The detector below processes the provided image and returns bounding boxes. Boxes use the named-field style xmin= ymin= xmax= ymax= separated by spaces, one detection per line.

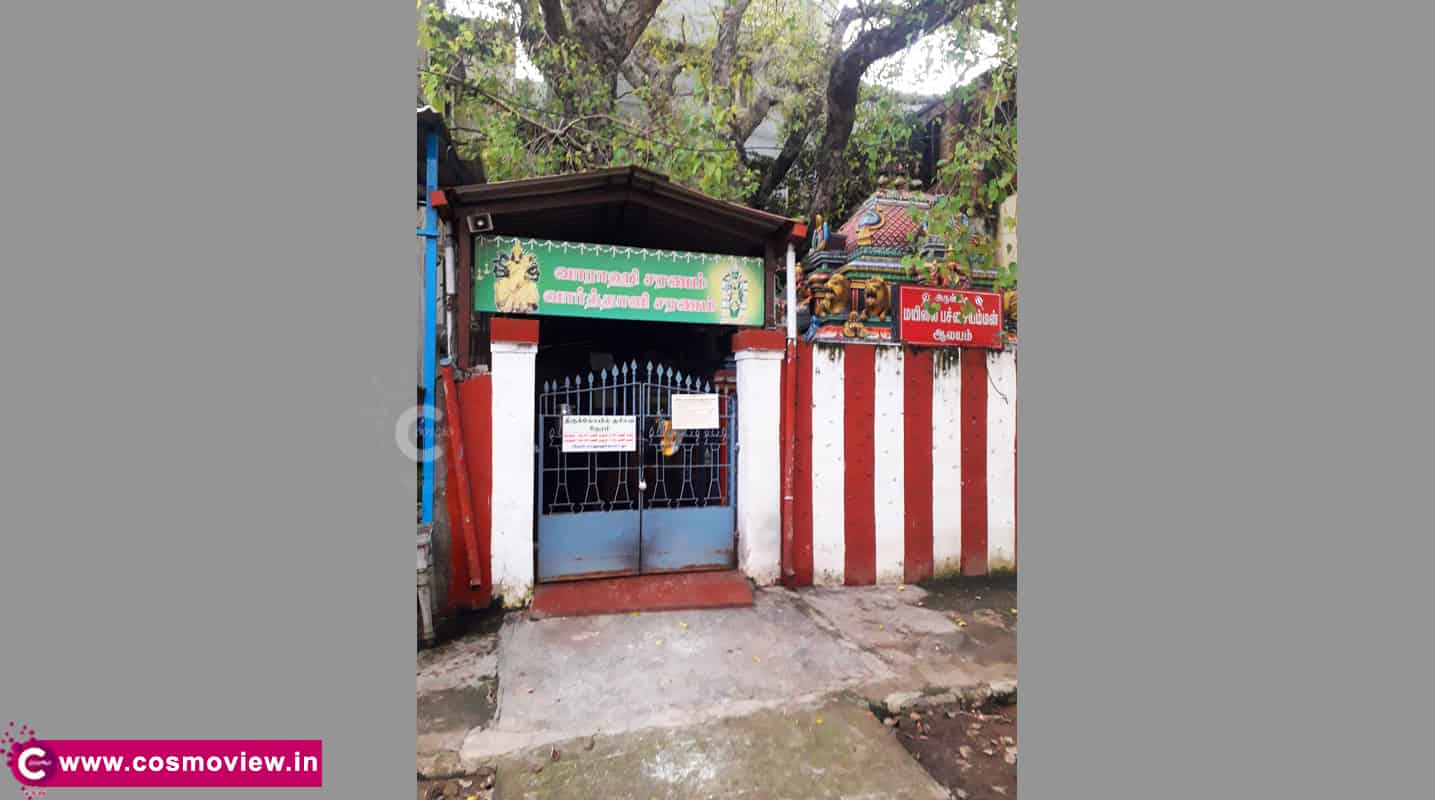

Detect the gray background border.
xmin=1 ymin=1 xmax=1431 ymax=797
xmin=1 ymin=2 xmax=416 ymax=798
xmin=1022 ymin=2 xmax=1431 ymax=796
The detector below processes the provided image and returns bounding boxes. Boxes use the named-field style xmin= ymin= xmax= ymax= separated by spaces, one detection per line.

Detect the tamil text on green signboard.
xmin=473 ymin=237 xmax=765 ymax=326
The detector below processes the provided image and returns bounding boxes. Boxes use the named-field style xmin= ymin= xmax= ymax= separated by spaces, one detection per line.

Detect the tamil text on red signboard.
xmin=897 ymin=286 xmax=1004 ymax=348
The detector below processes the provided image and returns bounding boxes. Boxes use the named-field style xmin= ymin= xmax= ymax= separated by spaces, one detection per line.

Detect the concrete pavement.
xmin=417 ymin=579 xmax=1017 ymax=795
xmin=492 ymin=696 xmax=950 ymax=799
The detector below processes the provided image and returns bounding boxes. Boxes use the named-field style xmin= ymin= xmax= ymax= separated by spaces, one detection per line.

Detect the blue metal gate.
xmin=536 ymin=361 xmax=737 ymax=582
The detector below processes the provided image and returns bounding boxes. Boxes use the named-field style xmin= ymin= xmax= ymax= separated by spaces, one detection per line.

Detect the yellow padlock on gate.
xmin=660 ymin=419 xmax=682 ymax=457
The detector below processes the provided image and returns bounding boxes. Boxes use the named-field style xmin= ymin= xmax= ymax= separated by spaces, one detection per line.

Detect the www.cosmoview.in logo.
xmin=4 ymin=723 xmax=52 ymax=799
xmin=4 ymin=722 xmax=322 ymax=795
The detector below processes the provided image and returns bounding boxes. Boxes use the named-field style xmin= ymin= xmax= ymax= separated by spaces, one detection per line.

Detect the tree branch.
xmin=711 ymin=0 xmax=755 ymax=90
xmin=753 ymin=124 xmax=810 ymax=208
xmin=811 ymin=0 xmax=974 ymax=214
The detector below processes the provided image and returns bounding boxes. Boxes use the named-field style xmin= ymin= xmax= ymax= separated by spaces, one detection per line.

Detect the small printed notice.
xmin=670 ymin=394 xmax=720 ymax=430
xmin=562 ymin=415 xmax=636 ymax=452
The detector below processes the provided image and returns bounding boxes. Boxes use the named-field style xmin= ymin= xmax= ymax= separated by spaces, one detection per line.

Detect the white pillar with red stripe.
xmin=490 ymin=319 xmax=538 ymax=606
xmin=733 ymin=330 xmax=785 ymax=585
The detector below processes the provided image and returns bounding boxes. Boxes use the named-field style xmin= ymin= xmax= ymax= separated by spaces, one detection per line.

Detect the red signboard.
xmin=897 ymin=286 xmax=1005 ymax=348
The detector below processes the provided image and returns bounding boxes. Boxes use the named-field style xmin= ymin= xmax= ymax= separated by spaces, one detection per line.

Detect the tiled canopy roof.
xmin=833 ymin=190 xmax=936 ymax=252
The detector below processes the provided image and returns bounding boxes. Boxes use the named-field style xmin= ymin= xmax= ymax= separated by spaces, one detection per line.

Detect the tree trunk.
xmin=809 ymin=1 xmax=968 ymax=215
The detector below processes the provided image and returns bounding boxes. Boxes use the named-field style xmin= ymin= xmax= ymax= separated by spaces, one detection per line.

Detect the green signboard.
xmin=473 ymin=236 xmax=765 ymax=326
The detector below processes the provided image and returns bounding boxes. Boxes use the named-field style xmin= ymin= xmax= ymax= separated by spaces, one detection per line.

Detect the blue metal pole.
xmin=420 ymin=130 xmax=440 ymax=525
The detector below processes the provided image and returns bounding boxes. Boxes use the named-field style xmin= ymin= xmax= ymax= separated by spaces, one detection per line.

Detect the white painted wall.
xmin=490 ymin=340 xmax=537 ymax=606
xmin=872 ymin=346 xmax=906 ymax=583
xmin=986 ymin=350 xmax=1017 ymax=570
xmin=930 ymin=352 xmax=963 ymax=576
xmin=734 ymin=345 xmax=784 ymax=585
xmin=996 ymin=193 xmax=1018 ymax=270
xmin=809 ymin=344 xmax=846 ymax=584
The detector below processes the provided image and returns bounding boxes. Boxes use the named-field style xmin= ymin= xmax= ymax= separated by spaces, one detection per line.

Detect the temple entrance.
xmin=534 ymin=319 xmax=738 ymax=583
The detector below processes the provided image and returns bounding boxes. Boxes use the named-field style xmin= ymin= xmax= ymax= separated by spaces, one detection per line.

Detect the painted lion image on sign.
xmin=493 ymin=241 xmax=540 ymax=313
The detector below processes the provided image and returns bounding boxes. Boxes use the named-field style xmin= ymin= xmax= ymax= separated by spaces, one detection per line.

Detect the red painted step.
xmin=530 ymin=570 xmax=754 ymax=619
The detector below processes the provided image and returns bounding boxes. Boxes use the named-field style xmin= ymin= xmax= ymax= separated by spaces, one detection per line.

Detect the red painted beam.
xmin=459 ymin=375 xmax=494 ymax=598
xmin=441 ymin=429 xmax=481 ymax=612
xmin=843 ymin=346 xmax=877 ymax=585
xmin=733 ymin=328 xmax=786 ymax=351
xmin=780 ymin=342 xmax=796 ymax=584
xmin=441 ymin=366 xmax=483 ymax=590
xmin=793 ymin=342 xmax=814 ymax=586
xmin=490 ymin=316 xmax=539 ymax=344
xmin=903 ymin=347 xmax=935 ymax=583
xmin=960 ymin=351 xmax=989 ymax=575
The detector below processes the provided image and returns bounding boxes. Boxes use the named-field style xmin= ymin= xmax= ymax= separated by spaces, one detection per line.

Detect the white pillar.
xmin=931 ymin=351 xmax=963 ymax=576
xmin=734 ymin=335 xmax=784 ymax=585
xmin=490 ymin=326 xmax=537 ymax=607
xmin=986 ymin=349 xmax=1017 ymax=571
xmin=873 ymin=346 xmax=906 ymax=583
xmin=810 ymin=344 xmax=845 ymax=584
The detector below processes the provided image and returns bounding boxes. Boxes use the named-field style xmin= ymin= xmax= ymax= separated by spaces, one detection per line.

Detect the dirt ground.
xmin=916 ymin=574 xmax=1017 ymax=668
xmin=889 ymin=702 xmax=1017 ymax=800
xmin=417 ymin=766 xmax=496 ymax=800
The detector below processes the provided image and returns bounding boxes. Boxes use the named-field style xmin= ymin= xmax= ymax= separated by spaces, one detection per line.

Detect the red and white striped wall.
xmin=783 ymin=342 xmax=1017 ymax=586
xmin=440 ymin=328 xmax=1017 ymax=613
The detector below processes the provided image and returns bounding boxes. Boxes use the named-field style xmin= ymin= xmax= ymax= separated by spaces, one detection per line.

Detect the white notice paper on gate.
xmin=670 ymin=393 xmax=720 ymax=430
xmin=561 ymin=415 xmax=636 ymax=453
